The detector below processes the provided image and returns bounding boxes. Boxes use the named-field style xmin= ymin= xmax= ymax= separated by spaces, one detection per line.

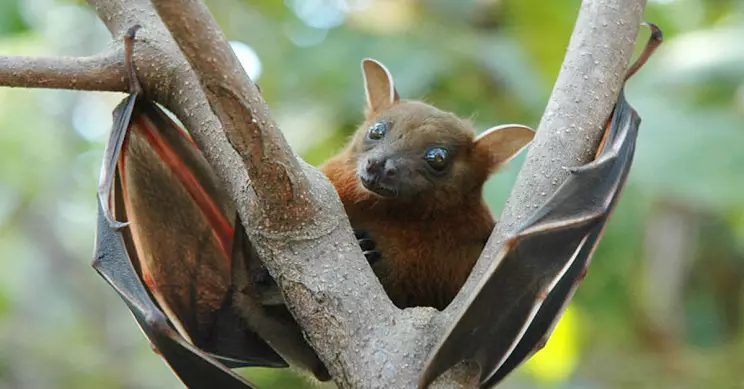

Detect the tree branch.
xmin=0 ymin=50 xmax=126 ymax=91
xmin=450 ymin=0 xmax=648 ymax=313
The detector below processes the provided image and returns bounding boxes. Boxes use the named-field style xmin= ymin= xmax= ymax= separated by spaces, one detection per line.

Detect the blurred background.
xmin=0 ymin=0 xmax=742 ymax=388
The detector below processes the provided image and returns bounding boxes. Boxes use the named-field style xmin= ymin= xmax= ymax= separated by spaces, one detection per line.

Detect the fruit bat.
xmin=419 ymin=23 xmax=663 ymax=388
xmin=92 ymin=25 xmax=327 ymax=389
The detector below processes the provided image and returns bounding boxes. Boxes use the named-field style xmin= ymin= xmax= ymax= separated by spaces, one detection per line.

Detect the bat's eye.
xmin=367 ymin=121 xmax=387 ymax=140
xmin=424 ymin=147 xmax=449 ymax=171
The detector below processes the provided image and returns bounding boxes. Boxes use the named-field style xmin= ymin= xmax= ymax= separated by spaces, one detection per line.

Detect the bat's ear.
xmin=474 ymin=124 xmax=535 ymax=173
xmin=361 ymin=58 xmax=400 ymax=116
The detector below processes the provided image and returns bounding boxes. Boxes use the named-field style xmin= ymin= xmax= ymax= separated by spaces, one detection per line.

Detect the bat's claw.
xmin=358 ymin=237 xmax=375 ymax=251
xmin=251 ymin=267 xmax=273 ymax=287
xmin=353 ymin=228 xmax=367 ymax=240
xmin=354 ymin=228 xmax=382 ymax=265
xmin=641 ymin=22 xmax=663 ymax=40
xmin=103 ymin=214 xmax=130 ymax=230
xmin=123 ymin=24 xmax=142 ymax=94
xmin=363 ymin=249 xmax=381 ymax=265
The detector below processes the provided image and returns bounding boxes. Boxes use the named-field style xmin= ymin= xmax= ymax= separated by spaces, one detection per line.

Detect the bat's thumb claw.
xmin=126 ymin=25 xmax=142 ymax=39
xmin=561 ymin=165 xmax=577 ymax=174
xmin=106 ymin=217 xmax=130 ymax=231
xmin=641 ymin=21 xmax=663 ymax=40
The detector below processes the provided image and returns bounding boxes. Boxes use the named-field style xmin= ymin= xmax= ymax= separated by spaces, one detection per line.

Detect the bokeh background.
xmin=0 ymin=0 xmax=743 ymax=388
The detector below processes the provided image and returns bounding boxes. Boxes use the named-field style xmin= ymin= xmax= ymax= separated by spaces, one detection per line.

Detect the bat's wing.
xmin=92 ymin=26 xmax=299 ymax=388
xmin=419 ymin=24 xmax=662 ymax=389
xmin=92 ymin=27 xmax=293 ymax=385
xmin=102 ymin=93 xmax=287 ymax=365
xmin=93 ymin=197 xmax=258 ymax=388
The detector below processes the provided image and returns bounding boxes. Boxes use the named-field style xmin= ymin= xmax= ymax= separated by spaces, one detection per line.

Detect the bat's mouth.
xmin=358 ymin=174 xmax=397 ymax=198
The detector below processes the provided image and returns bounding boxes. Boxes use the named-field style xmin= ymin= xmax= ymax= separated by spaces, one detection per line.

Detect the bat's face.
xmin=350 ymin=59 xmax=533 ymax=207
xmin=352 ymin=101 xmax=479 ymax=202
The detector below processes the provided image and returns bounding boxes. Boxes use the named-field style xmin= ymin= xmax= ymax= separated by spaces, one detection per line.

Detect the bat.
xmin=418 ymin=23 xmax=663 ymax=388
xmin=92 ymin=25 xmax=293 ymax=389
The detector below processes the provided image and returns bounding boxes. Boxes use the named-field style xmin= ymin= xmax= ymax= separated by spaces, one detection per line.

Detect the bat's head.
xmin=349 ymin=58 xmax=535 ymax=206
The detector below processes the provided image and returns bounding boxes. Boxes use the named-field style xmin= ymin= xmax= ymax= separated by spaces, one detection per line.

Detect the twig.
xmin=0 ymin=50 xmax=126 ymax=91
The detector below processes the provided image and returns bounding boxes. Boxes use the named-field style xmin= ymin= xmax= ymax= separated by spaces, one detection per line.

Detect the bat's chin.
xmin=358 ymin=174 xmax=398 ymax=198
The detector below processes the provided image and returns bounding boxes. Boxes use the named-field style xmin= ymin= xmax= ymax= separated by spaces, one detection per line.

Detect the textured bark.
xmin=0 ymin=0 xmax=648 ymax=387
xmin=0 ymin=50 xmax=127 ymax=91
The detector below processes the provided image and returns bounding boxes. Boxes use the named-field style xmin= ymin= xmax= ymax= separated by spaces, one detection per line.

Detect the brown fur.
xmin=319 ymin=60 xmax=534 ymax=310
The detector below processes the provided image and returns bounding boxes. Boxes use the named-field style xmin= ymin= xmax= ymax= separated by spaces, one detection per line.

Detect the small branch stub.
xmin=0 ymin=50 xmax=127 ymax=91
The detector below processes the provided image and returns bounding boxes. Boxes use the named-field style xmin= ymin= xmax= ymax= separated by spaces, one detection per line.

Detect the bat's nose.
xmin=365 ymin=156 xmax=396 ymax=177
